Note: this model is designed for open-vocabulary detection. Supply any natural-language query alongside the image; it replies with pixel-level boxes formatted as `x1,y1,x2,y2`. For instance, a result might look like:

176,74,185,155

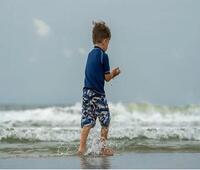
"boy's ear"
102,39,106,44
103,38,109,44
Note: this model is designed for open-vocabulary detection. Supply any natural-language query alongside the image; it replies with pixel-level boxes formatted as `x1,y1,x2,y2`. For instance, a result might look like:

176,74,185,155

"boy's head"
92,21,111,51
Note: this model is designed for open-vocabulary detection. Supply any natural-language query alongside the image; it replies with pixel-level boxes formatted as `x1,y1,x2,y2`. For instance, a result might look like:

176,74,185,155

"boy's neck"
94,44,105,51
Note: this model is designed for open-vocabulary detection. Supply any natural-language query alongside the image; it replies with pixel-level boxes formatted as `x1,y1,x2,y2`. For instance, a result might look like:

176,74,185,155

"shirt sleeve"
103,53,110,74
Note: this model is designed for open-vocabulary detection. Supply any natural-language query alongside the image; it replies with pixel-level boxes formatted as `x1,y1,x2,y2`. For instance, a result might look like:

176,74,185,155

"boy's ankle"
77,148,86,155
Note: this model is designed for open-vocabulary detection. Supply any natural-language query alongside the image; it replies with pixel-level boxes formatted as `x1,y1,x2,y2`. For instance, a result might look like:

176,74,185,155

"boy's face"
102,38,110,51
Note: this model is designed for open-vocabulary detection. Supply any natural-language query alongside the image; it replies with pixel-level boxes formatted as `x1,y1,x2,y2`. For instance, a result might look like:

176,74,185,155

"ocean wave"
0,103,81,127
0,102,200,143
1,127,200,143
1,102,200,127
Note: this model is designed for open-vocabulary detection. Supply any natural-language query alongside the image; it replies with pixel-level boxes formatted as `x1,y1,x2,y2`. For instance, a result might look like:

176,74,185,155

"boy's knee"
82,125,92,132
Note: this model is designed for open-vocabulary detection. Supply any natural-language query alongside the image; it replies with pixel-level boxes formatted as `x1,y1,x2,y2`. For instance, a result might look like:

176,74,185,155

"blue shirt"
84,46,110,95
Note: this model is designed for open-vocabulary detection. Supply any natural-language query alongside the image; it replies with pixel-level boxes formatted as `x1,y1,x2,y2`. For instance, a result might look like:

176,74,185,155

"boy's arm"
105,67,121,82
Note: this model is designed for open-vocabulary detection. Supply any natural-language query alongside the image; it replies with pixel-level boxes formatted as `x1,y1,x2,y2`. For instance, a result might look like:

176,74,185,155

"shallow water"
1,153,200,169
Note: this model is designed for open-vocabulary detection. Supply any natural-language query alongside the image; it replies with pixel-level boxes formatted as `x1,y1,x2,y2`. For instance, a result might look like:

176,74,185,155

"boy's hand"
105,67,121,82
112,67,121,78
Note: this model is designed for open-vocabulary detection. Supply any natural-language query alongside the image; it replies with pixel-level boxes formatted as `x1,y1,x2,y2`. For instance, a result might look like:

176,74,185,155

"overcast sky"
0,0,200,105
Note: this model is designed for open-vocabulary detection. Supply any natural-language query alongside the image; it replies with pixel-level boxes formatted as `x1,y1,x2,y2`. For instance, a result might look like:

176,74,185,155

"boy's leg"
98,102,112,156
100,127,113,156
97,95,112,155
100,127,108,149
78,125,92,154
101,127,109,140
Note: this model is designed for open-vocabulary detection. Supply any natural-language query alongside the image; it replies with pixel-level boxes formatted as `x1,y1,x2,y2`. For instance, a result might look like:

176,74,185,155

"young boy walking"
78,21,121,155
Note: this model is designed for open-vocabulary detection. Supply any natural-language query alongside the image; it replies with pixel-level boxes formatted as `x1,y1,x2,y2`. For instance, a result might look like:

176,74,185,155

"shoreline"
0,152,200,169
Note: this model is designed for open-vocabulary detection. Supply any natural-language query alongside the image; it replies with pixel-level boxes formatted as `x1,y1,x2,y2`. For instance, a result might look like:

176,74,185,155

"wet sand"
1,152,200,169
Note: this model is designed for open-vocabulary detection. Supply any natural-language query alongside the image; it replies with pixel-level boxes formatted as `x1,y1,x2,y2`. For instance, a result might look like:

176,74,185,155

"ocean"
0,102,200,158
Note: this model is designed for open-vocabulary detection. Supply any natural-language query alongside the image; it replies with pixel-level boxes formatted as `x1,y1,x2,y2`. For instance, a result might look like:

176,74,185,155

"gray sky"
0,0,200,105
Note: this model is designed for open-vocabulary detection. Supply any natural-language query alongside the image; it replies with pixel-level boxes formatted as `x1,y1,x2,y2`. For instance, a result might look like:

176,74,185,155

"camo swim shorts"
81,88,110,128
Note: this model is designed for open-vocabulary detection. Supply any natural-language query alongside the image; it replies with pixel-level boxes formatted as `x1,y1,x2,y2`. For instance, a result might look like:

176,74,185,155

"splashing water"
85,136,105,155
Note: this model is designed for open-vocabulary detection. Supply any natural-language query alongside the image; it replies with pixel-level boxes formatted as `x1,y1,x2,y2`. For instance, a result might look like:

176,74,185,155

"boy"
78,21,121,155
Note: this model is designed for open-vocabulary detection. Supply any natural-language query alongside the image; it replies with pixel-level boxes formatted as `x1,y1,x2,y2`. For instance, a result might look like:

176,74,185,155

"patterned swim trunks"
81,88,110,128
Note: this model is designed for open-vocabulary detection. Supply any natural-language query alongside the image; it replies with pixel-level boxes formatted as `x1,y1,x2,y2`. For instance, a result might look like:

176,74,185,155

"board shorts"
81,87,110,128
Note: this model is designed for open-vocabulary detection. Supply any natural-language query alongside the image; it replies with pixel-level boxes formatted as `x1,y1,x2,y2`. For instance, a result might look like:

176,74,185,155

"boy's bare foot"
101,147,114,156
77,147,86,156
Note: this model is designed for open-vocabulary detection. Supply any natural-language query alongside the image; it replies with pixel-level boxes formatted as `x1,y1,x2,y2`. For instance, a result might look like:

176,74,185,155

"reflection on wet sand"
80,156,111,169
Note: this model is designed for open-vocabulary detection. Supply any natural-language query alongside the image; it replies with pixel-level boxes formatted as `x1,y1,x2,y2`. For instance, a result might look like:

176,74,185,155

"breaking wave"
1,102,200,142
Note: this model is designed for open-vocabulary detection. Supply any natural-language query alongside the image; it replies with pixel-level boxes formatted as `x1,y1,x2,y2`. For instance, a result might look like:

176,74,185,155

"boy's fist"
112,67,121,77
